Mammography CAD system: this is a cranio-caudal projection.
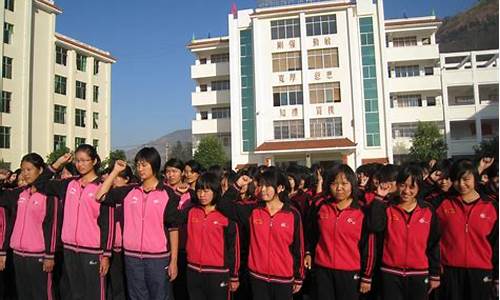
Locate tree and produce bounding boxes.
[46,147,71,165]
[474,136,499,159]
[101,149,127,171]
[193,136,227,169]
[409,122,448,162]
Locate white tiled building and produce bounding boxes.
[188,0,498,169]
[0,0,116,169]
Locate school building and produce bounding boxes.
[188,0,498,169]
[0,0,116,168]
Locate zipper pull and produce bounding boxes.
[465,223,469,233]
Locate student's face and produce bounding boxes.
[61,168,73,179]
[398,176,419,203]
[298,179,305,190]
[490,175,499,191]
[136,160,155,181]
[357,172,369,187]
[220,177,229,193]
[239,183,248,195]
[74,151,96,176]
[288,176,296,191]
[113,176,129,188]
[330,173,352,202]
[430,170,441,183]
[437,176,452,192]
[183,166,199,185]
[260,184,278,202]
[197,188,214,206]
[20,161,43,185]
[454,171,476,196]
[165,167,182,186]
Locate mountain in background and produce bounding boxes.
[124,129,192,162]
[437,0,499,53]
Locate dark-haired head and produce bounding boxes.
[196,172,222,206]
[20,153,46,185]
[75,144,101,174]
[164,158,184,186]
[135,147,161,180]
[184,160,203,186]
[450,159,479,196]
[258,169,290,203]
[208,165,224,181]
[324,164,359,202]
[396,164,423,203]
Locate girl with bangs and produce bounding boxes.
[171,172,240,300]
[96,148,179,300]
[369,164,441,300]
[217,168,305,300]
[35,144,113,300]
[304,164,375,300]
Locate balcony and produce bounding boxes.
[191,62,229,79]
[191,90,230,107]
[192,118,230,135]
[448,139,477,156]
[390,106,443,123]
[388,75,441,93]
[386,45,439,62]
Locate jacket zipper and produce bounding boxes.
[75,187,82,248]
[18,193,30,252]
[462,200,478,268]
[268,213,273,281]
[140,192,147,258]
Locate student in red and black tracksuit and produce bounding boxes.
[35,145,114,300]
[425,159,454,208]
[480,162,498,203]
[107,165,135,300]
[369,164,441,300]
[97,148,180,300]
[218,168,305,300]
[0,153,58,300]
[305,164,376,300]
[170,172,240,300]
[435,159,498,300]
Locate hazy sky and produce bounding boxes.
[55,0,477,149]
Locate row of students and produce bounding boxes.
[0,144,497,300]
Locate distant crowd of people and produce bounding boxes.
[0,143,497,300]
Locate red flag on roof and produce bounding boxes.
[231,3,238,18]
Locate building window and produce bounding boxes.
[210,53,229,63]
[310,117,342,137]
[54,105,66,124]
[93,139,99,149]
[272,51,301,72]
[93,86,99,103]
[76,81,86,99]
[217,133,231,147]
[306,15,337,36]
[392,36,417,47]
[273,85,303,106]
[394,94,422,107]
[271,18,300,40]
[309,82,341,104]
[274,120,304,140]
[2,56,12,79]
[424,67,434,76]
[395,65,420,77]
[211,80,230,91]
[55,46,67,66]
[427,96,436,106]
[93,60,99,75]
[0,126,10,148]
[212,107,230,119]
[3,23,13,44]
[308,48,339,69]
[53,135,66,151]
[1,91,11,113]
[75,109,86,127]
[200,84,208,92]
[200,111,208,120]
[199,58,207,64]
[93,112,99,129]
[4,0,14,11]
[54,75,67,95]
[76,54,87,71]
[75,137,86,148]
[422,37,431,45]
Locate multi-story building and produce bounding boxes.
[0,0,115,169]
[188,0,498,169]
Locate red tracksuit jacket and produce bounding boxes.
[369,197,441,281]
[0,186,58,258]
[218,186,304,285]
[172,204,240,281]
[101,182,179,259]
[307,195,376,284]
[435,193,498,280]
[36,167,114,257]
